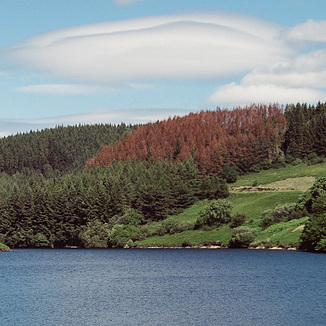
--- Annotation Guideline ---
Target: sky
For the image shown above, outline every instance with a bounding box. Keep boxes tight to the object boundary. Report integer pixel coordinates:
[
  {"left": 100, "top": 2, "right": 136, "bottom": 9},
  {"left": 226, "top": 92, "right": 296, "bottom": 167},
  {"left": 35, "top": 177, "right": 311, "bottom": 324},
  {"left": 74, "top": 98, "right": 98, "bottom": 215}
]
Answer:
[{"left": 1, "top": 0, "right": 326, "bottom": 136}]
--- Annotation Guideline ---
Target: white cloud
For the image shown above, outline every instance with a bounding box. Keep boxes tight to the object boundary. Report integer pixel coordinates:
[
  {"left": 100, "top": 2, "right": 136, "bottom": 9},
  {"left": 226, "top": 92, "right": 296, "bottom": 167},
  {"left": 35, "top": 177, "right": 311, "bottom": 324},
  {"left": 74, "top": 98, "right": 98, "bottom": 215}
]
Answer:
[
  {"left": 7, "top": 12, "right": 290, "bottom": 84},
  {"left": 207, "top": 19, "right": 326, "bottom": 107},
  {"left": 15, "top": 84, "right": 111, "bottom": 94},
  {"left": 114, "top": 0, "right": 146, "bottom": 5},
  {"left": 207, "top": 82, "right": 326, "bottom": 107},
  {"left": 241, "top": 49, "right": 326, "bottom": 89},
  {"left": 0, "top": 107, "right": 193, "bottom": 136},
  {"left": 281, "top": 19, "right": 326, "bottom": 43}
]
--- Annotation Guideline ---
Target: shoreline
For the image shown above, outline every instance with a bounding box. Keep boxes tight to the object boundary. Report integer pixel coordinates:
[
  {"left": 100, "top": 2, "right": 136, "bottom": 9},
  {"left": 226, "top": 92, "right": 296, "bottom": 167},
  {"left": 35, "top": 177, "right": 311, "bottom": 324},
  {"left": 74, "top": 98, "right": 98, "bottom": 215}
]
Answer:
[
  {"left": 3, "top": 245, "right": 299, "bottom": 251},
  {"left": 132, "top": 245, "right": 298, "bottom": 250}
]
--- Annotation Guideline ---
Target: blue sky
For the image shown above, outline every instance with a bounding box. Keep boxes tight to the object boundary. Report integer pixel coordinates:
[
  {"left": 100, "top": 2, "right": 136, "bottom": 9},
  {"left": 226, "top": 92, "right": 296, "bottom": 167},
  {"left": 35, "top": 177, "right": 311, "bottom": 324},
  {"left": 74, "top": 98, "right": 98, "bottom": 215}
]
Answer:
[{"left": 1, "top": 0, "right": 326, "bottom": 136}]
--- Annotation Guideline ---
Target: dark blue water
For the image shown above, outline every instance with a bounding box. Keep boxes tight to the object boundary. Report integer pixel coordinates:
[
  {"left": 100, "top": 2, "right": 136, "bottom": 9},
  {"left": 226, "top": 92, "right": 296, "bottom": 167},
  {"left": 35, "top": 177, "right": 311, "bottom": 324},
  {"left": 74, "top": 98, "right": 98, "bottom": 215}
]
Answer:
[{"left": 0, "top": 249, "right": 325, "bottom": 326}]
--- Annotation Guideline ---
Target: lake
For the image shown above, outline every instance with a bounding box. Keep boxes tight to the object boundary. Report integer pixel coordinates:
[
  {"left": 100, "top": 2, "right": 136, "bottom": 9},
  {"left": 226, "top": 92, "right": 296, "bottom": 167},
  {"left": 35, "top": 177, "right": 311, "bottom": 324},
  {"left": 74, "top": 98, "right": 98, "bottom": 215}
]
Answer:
[{"left": 0, "top": 249, "right": 325, "bottom": 326}]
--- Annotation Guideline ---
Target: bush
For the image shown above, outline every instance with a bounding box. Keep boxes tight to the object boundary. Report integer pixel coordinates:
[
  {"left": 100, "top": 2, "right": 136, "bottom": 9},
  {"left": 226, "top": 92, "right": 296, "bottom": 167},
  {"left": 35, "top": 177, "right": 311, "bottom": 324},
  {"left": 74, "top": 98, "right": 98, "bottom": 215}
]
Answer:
[
  {"left": 230, "top": 213, "right": 246, "bottom": 228},
  {"left": 79, "top": 220, "right": 110, "bottom": 248},
  {"left": 117, "top": 208, "right": 145, "bottom": 226},
  {"left": 300, "top": 213, "right": 326, "bottom": 252},
  {"left": 229, "top": 227, "right": 258, "bottom": 248},
  {"left": 260, "top": 209, "right": 275, "bottom": 229},
  {"left": 271, "top": 157, "right": 286, "bottom": 169},
  {"left": 222, "top": 165, "right": 238, "bottom": 183},
  {"left": 260, "top": 203, "right": 300, "bottom": 229},
  {"left": 306, "top": 153, "right": 324, "bottom": 166},
  {"left": 197, "top": 176, "right": 229, "bottom": 200},
  {"left": 107, "top": 224, "right": 144, "bottom": 248},
  {"left": 34, "top": 233, "right": 50, "bottom": 248},
  {"left": 195, "top": 199, "right": 232, "bottom": 229}
]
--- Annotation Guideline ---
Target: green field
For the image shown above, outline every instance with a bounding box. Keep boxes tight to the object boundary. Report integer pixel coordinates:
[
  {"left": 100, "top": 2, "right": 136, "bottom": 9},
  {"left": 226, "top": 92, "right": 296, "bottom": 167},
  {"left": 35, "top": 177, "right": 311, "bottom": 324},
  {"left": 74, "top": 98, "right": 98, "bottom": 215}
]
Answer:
[
  {"left": 232, "top": 162, "right": 326, "bottom": 188},
  {"left": 136, "top": 163, "right": 326, "bottom": 249}
]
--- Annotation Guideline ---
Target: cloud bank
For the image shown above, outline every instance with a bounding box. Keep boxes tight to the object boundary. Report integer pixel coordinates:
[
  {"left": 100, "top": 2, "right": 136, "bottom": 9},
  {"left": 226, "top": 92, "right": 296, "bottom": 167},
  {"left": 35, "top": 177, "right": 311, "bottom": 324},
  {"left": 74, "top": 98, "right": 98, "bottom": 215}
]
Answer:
[
  {"left": 114, "top": 0, "right": 146, "bottom": 5},
  {"left": 5, "top": 13, "right": 326, "bottom": 108},
  {"left": 8, "top": 12, "right": 289, "bottom": 84},
  {"left": 0, "top": 107, "right": 192, "bottom": 136}
]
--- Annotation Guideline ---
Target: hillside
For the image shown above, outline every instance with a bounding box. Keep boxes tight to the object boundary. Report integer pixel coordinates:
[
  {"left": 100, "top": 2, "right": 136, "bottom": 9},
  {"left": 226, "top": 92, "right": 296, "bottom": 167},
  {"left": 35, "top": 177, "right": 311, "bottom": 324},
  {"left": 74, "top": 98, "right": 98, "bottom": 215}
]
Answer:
[
  {"left": 0, "top": 123, "right": 136, "bottom": 175},
  {"left": 134, "top": 163, "right": 326, "bottom": 249},
  {"left": 87, "top": 104, "right": 286, "bottom": 176},
  {"left": 0, "top": 103, "right": 326, "bottom": 251}
]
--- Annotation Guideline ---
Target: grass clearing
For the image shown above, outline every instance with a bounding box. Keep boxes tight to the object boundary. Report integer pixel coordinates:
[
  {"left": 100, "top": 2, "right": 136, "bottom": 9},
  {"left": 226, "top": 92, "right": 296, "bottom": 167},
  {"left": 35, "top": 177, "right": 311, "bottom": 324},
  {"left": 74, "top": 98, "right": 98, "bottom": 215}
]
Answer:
[
  {"left": 252, "top": 217, "right": 309, "bottom": 248},
  {"left": 264, "top": 177, "right": 315, "bottom": 190},
  {"left": 232, "top": 162, "right": 326, "bottom": 187},
  {"left": 137, "top": 163, "right": 325, "bottom": 248},
  {"left": 136, "top": 226, "right": 232, "bottom": 247},
  {"left": 229, "top": 191, "right": 303, "bottom": 221}
]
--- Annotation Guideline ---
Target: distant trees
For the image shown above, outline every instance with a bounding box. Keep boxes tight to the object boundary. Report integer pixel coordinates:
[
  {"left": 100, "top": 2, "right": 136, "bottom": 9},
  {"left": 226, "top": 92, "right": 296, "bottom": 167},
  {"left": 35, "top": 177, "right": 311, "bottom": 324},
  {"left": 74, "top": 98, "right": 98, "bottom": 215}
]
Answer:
[
  {"left": 87, "top": 104, "right": 286, "bottom": 176},
  {"left": 1, "top": 103, "right": 326, "bottom": 249},
  {"left": 0, "top": 158, "right": 228, "bottom": 248},
  {"left": 0, "top": 123, "right": 135, "bottom": 175},
  {"left": 283, "top": 102, "right": 326, "bottom": 158}
]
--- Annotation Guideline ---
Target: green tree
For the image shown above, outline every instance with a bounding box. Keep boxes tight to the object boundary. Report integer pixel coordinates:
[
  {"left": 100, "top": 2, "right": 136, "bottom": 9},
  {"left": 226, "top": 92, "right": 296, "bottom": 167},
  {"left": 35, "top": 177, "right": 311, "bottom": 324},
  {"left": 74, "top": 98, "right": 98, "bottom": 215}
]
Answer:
[
  {"left": 78, "top": 219, "right": 110, "bottom": 248},
  {"left": 300, "top": 213, "right": 326, "bottom": 252},
  {"left": 195, "top": 199, "right": 232, "bottom": 229},
  {"left": 229, "top": 227, "right": 258, "bottom": 248}
]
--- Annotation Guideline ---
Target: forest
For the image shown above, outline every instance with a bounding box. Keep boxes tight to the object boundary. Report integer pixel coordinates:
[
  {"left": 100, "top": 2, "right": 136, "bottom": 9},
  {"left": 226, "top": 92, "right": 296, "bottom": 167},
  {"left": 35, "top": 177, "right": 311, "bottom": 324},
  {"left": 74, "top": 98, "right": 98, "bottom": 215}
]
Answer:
[{"left": 0, "top": 103, "right": 325, "bottom": 251}]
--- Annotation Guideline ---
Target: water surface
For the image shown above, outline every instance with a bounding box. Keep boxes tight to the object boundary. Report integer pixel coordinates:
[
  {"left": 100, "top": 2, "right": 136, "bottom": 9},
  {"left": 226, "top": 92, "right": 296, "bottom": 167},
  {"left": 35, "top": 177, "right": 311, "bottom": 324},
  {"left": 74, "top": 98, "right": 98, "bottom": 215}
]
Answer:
[{"left": 1, "top": 249, "right": 325, "bottom": 325}]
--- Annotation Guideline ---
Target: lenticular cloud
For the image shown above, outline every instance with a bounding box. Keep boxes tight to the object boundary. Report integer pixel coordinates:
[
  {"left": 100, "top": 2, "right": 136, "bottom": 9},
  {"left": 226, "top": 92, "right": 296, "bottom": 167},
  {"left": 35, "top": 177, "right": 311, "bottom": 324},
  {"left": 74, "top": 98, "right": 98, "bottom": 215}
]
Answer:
[{"left": 8, "top": 12, "right": 289, "bottom": 83}]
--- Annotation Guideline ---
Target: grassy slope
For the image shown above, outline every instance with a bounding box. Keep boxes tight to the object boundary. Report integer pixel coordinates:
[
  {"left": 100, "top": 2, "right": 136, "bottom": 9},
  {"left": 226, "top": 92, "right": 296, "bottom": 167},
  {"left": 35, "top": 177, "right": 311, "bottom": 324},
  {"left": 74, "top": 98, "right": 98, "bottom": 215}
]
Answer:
[
  {"left": 136, "top": 162, "right": 326, "bottom": 248},
  {"left": 0, "top": 242, "right": 10, "bottom": 251},
  {"left": 232, "top": 162, "right": 326, "bottom": 187}
]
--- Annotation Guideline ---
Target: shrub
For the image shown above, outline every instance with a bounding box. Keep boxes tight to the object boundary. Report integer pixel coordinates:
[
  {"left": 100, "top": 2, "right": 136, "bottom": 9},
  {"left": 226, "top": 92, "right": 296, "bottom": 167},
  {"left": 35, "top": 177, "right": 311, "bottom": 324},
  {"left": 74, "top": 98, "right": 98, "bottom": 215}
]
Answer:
[
  {"left": 271, "top": 157, "right": 286, "bottom": 169},
  {"left": 230, "top": 213, "right": 246, "bottom": 228},
  {"left": 260, "top": 203, "right": 300, "bottom": 229},
  {"left": 197, "top": 176, "right": 229, "bottom": 200},
  {"left": 300, "top": 213, "right": 326, "bottom": 252},
  {"left": 181, "top": 239, "right": 191, "bottom": 247},
  {"left": 195, "top": 199, "right": 232, "bottom": 229},
  {"left": 222, "top": 165, "right": 238, "bottom": 183},
  {"left": 34, "top": 233, "right": 50, "bottom": 248},
  {"left": 229, "top": 227, "right": 258, "bottom": 248},
  {"left": 79, "top": 220, "right": 110, "bottom": 248},
  {"left": 117, "top": 208, "right": 145, "bottom": 226},
  {"left": 260, "top": 209, "right": 275, "bottom": 229},
  {"left": 107, "top": 224, "right": 144, "bottom": 248}
]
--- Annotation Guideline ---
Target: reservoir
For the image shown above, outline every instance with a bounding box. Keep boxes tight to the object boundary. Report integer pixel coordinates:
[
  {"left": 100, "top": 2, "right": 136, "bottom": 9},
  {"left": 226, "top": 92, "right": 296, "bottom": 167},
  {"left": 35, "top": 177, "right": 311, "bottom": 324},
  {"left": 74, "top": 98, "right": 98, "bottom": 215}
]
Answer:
[{"left": 1, "top": 248, "right": 325, "bottom": 325}]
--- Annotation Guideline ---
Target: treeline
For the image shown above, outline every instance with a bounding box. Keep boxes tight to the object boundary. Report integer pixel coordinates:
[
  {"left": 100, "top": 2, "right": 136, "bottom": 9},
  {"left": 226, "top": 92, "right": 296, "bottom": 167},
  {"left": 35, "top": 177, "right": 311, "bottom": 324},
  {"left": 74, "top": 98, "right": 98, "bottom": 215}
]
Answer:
[
  {"left": 284, "top": 102, "right": 326, "bottom": 158},
  {"left": 1, "top": 103, "right": 326, "bottom": 250},
  {"left": 87, "top": 104, "right": 286, "bottom": 176},
  {"left": 0, "top": 159, "right": 228, "bottom": 248},
  {"left": 0, "top": 123, "right": 135, "bottom": 175}
]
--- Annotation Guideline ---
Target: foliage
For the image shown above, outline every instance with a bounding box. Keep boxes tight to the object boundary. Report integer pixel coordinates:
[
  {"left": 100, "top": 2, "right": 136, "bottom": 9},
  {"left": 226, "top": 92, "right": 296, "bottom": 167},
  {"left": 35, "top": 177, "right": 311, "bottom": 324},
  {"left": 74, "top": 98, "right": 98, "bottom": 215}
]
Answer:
[
  {"left": 195, "top": 199, "right": 232, "bottom": 229},
  {"left": 87, "top": 104, "right": 286, "bottom": 176},
  {"left": 299, "top": 213, "right": 326, "bottom": 252},
  {"left": 252, "top": 217, "right": 308, "bottom": 248},
  {"left": 297, "top": 177, "right": 326, "bottom": 213},
  {"left": 0, "top": 158, "right": 217, "bottom": 247},
  {"left": 230, "top": 213, "right": 246, "bottom": 228},
  {"left": 0, "top": 123, "right": 136, "bottom": 175},
  {"left": 222, "top": 165, "right": 238, "bottom": 183},
  {"left": 228, "top": 227, "right": 258, "bottom": 248},
  {"left": 79, "top": 220, "right": 110, "bottom": 248},
  {"left": 284, "top": 102, "right": 326, "bottom": 158},
  {"left": 295, "top": 178, "right": 326, "bottom": 252},
  {"left": 1, "top": 103, "right": 326, "bottom": 249},
  {"left": 260, "top": 203, "right": 305, "bottom": 229}
]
